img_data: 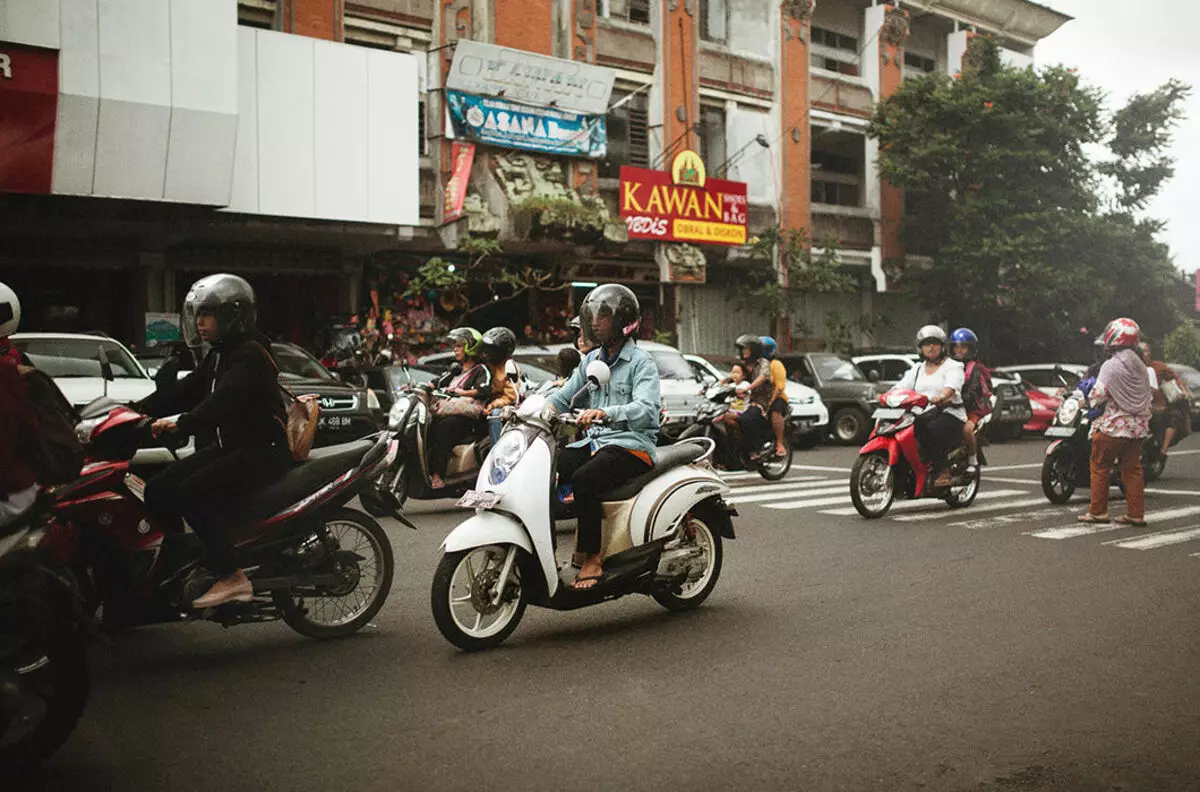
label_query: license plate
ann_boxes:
[873,408,904,420]
[457,490,501,510]
[384,439,399,465]
[319,416,353,429]
[1044,426,1075,438]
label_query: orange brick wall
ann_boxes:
[878,5,909,267]
[285,0,342,40]
[662,1,699,163]
[779,9,811,236]
[495,0,553,55]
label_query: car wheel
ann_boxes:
[831,407,870,445]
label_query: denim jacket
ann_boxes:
[548,339,661,461]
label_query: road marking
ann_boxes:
[1166,449,1200,457]
[764,495,853,511]
[1029,505,1200,540]
[818,489,1029,516]
[1144,488,1200,497]
[987,463,1045,472]
[943,504,1075,530]
[727,484,847,505]
[726,476,827,494]
[987,476,1043,486]
[894,496,1054,523]
[1105,524,1200,550]
[791,464,853,473]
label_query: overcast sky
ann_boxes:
[1036,0,1200,275]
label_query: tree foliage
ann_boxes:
[1164,322,1200,368]
[869,36,1190,362]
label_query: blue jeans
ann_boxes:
[488,410,504,446]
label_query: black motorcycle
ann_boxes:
[678,385,792,481]
[0,502,89,775]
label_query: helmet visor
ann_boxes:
[579,286,639,347]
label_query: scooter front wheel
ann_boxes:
[1041,445,1077,504]
[431,545,528,652]
[849,451,895,518]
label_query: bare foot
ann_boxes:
[573,557,603,590]
[430,474,445,489]
[774,445,786,457]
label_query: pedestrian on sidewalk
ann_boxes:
[1079,318,1152,527]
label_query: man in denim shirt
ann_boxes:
[549,285,661,590]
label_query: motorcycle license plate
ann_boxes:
[1044,426,1075,438]
[384,439,399,465]
[873,408,904,420]
[457,490,502,510]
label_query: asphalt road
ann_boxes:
[16,434,1200,792]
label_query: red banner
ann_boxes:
[443,141,476,223]
[0,43,58,195]
[619,165,748,247]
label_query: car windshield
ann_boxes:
[811,354,865,382]
[516,362,555,383]
[13,338,146,379]
[272,344,335,381]
[385,366,437,388]
[651,350,697,380]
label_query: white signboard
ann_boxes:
[446,40,615,116]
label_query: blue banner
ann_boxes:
[446,90,606,159]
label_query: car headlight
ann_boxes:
[1056,398,1080,426]
[75,417,102,444]
[366,388,381,411]
[489,430,528,485]
[388,396,411,430]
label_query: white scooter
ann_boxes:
[431,361,738,652]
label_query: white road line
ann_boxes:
[1144,488,1200,497]
[728,485,848,505]
[818,489,1029,517]
[987,463,1045,472]
[1105,524,1200,550]
[893,496,1053,523]
[987,476,1043,486]
[1029,505,1200,540]
[944,505,1076,530]
[791,464,853,473]
[727,476,827,494]
[764,495,852,511]
[1166,449,1200,457]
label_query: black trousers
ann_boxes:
[736,405,771,454]
[430,415,483,477]
[144,444,292,576]
[558,445,652,555]
[915,410,964,472]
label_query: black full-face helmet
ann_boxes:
[182,273,257,348]
[735,333,764,361]
[480,326,517,365]
[580,284,640,347]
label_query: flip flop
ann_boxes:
[572,575,604,590]
[1114,515,1147,527]
[1077,513,1110,524]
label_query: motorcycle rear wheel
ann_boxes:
[652,502,725,611]
[1041,446,1077,504]
[850,451,895,519]
[0,599,89,775]
[431,545,528,652]
[757,435,792,482]
[1143,447,1166,483]
[944,469,981,508]
[274,508,394,639]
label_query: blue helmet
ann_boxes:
[761,335,778,358]
[950,327,978,361]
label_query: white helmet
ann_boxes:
[0,282,20,339]
[915,324,947,348]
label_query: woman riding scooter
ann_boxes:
[892,325,966,488]
[139,274,292,609]
[429,328,490,489]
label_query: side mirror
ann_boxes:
[867,369,881,383]
[586,360,611,387]
[98,346,114,382]
[701,374,717,386]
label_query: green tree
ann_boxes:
[1164,321,1200,368]
[869,36,1190,362]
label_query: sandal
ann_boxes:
[572,575,603,590]
[1077,513,1110,524]
[1114,515,1147,527]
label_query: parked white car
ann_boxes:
[10,332,157,409]
[994,363,1089,396]
[684,354,830,448]
[851,353,920,386]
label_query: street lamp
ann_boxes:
[715,134,770,179]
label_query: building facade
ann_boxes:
[0,0,1070,355]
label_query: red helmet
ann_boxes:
[1102,317,1140,350]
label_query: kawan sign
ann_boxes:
[619,150,748,246]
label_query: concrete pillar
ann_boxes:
[570,0,599,197]
[142,252,166,313]
[946,30,971,75]
[863,4,909,288]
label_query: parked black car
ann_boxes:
[271,342,384,446]
[361,364,440,413]
[778,352,885,444]
[989,374,1034,442]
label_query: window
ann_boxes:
[418,98,428,157]
[601,89,650,178]
[812,179,860,207]
[607,0,650,25]
[700,0,727,43]
[811,25,860,76]
[698,105,727,174]
[904,52,936,77]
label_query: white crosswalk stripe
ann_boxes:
[817,489,1029,516]
[1105,524,1200,550]
[892,496,1055,523]
[722,476,826,495]
[1028,505,1200,540]
[728,484,848,505]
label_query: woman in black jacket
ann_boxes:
[140,274,291,609]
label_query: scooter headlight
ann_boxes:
[1056,398,1080,427]
[75,416,102,444]
[388,396,411,430]
[489,430,528,485]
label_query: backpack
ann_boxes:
[963,361,994,417]
[21,369,85,485]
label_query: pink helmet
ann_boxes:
[1102,317,1140,350]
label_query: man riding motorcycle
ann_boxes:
[733,334,773,459]
[138,274,292,609]
[549,285,661,591]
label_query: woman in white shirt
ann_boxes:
[892,326,966,487]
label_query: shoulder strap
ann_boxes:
[263,349,298,404]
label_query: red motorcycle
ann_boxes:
[848,390,984,519]
[42,403,396,639]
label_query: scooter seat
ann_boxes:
[241,439,376,518]
[601,442,706,502]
